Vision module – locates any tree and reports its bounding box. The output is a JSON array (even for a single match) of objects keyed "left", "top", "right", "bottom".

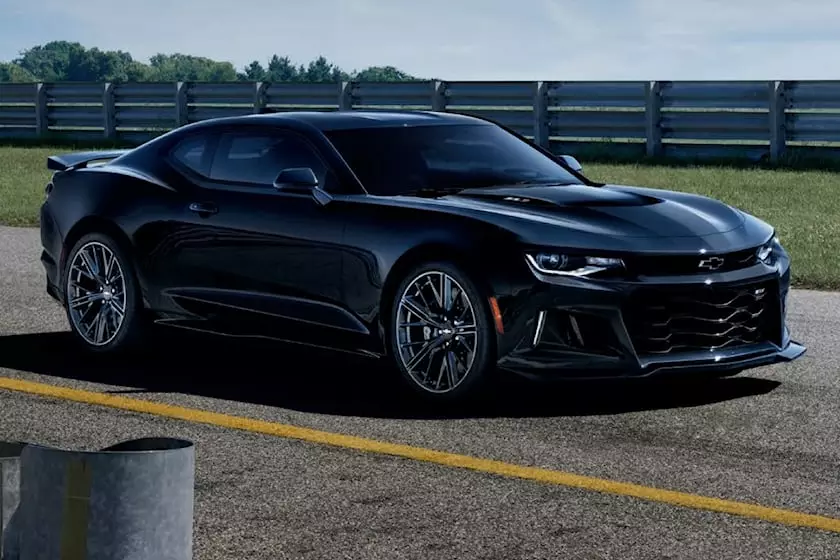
[
  {"left": 148, "top": 53, "right": 238, "bottom": 81},
  {"left": 12, "top": 41, "right": 139, "bottom": 82},
  {"left": 0, "top": 62, "right": 35, "bottom": 82},
  {"left": 266, "top": 55, "right": 301, "bottom": 82},
  {"left": 300, "top": 56, "right": 347, "bottom": 82},
  {"left": 239, "top": 60, "right": 267, "bottom": 81},
  {"left": 0, "top": 41, "right": 419, "bottom": 83},
  {"left": 352, "top": 66, "right": 417, "bottom": 82}
]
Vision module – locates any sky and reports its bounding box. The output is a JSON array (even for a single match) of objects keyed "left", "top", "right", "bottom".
[{"left": 1, "top": 0, "right": 839, "bottom": 80}]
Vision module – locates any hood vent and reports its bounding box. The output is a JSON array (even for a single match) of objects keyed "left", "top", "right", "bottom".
[
  {"left": 462, "top": 193, "right": 558, "bottom": 209},
  {"left": 461, "top": 192, "right": 661, "bottom": 209}
]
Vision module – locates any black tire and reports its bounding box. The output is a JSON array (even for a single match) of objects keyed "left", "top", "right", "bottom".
[
  {"left": 62, "top": 232, "right": 147, "bottom": 354},
  {"left": 387, "top": 260, "right": 497, "bottom": 402}
]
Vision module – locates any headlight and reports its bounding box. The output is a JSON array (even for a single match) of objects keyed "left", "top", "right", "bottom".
[
  {"left": 525, "top": 252, "right": 624, "bottom": 277},
  {"left": 757, "top": 235, "right": 782, "bottom": 266}
]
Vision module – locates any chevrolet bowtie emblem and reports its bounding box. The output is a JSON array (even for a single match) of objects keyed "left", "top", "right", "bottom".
[{"left": 698, "top": 256, "right": 724, "bottom": 271}]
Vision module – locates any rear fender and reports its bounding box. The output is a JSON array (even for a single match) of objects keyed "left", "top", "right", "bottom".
[{"left": 59, "top": 217, "right": 151, "bottom": 309}]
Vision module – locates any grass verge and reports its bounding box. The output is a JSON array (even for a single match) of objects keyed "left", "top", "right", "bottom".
[
  {"left": 1, "top": 146, "right": 838, "bottom": 289},
  {"left": 0, "top": 147, "right": 54, "bottom": 227}
]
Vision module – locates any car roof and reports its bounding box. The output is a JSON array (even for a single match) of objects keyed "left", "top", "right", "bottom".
[{"left": 189, "top": 110, "right": 490, "bottom": 132}]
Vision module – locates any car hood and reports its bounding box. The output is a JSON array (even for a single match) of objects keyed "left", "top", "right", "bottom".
[
  {"left": 386, "top": 183, "right": 771, "bottom": 253},
  {"left": 449, "top": 183, "right": 746, "bottom": 237}
]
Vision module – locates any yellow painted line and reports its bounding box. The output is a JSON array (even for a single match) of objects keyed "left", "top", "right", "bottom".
[{"left": 2, "top": 376, "right": 839, "bottom": 534}]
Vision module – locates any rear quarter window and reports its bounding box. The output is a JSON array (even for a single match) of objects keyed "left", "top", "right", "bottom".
[{"left": 170, "top": 134, "right": 213, "bottom": 176}]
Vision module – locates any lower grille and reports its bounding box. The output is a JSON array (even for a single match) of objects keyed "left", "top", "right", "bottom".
[{"left": 624, "top": 281, "right": 781, "bottom": 355}]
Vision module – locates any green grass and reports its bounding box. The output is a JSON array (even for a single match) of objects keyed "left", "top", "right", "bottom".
[
  {"left": 0, "top": 146, "right": 54, "bottom": 227},
  {"left": 1, "top": 146, "right": 839, "bottom": 289}
]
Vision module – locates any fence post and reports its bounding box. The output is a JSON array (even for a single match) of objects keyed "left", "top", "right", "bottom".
[
  {"left": 645, "top": 81, "right": 662, "bottom": 158},
  {"left": 34, "top": 83, "right": 48, "bottom": 139},
  {"left": 339, "top": 81, "right": 354, "bottom": 110},
  {"left": 102, "top": 83, "right": 116, "bottom": 140},
  {"left": 431, "top": 80, "right": 447, "bottom": 111},
  {"left": 253, "top": 81, "right": 268, "bottom": 113},
  {"left": 175, "top": 82, "right": 189, "bottom": 127},
  {"left": 533, "top": 81, "right": 549, "bottom": 149},
  {"left": 769, "top": 81, "right": 786, "bottom": 164}
]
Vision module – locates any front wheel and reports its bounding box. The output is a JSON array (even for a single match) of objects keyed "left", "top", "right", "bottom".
[
  {"left": 62, "top": 232, "right": 146, "bottom": 354},
  {"left": 388, "top": 261, "right": 497, "bottom": 402}
]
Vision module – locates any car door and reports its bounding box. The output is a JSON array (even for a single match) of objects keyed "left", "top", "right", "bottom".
[{"left": 149, "top": 125, "right": 362, "bottom": 345}]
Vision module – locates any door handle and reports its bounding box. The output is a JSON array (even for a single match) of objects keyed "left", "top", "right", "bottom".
[{"left": 188, "top": 202, "right": 218, "bottom": 216}]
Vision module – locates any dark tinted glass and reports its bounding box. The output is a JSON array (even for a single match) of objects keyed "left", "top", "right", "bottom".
[
  {"left": 324, "top": 123, "right": 582, "bottom": 195},
  {"left": 171, "top": 134, "right": 211, "bottom": 176},
  {"left": 208, "top": 131, "right": 328, "bottom": 186}
]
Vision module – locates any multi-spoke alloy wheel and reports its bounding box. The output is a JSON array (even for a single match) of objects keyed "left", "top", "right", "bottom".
[
  {"left": 66, "top": 240, "right": 128, "bottom": 346},
  {"left": 63, "top": 233, "right": 146, "bottom": 353},
  {"left": 394, "top": 266, "right": 490, "bottom": 396}
]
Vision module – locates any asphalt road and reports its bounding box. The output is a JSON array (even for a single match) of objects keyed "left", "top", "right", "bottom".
[{"left": 0, "top": 224, "right": 838, "bottom": 559}]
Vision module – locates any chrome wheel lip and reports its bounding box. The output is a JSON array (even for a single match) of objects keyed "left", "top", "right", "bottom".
[
  {"left": 395, "top": 270, "right": 478, "bottom": 394},
  {"left": 66, "top": 240, "right": 128, "bottom": 347}
]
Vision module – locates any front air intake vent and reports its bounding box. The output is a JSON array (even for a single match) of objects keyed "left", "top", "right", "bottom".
[{"left": 623, "top": 280, "right": 782, "bottom": 356}]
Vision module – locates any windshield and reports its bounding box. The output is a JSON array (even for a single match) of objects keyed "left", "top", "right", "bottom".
[{"left": 324, "top": 123, "right": 583, "bottom": 196}]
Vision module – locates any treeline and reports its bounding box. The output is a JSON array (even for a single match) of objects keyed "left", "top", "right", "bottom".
[{"left": 0, "top": 41, "right": 420, "bottom": 83}]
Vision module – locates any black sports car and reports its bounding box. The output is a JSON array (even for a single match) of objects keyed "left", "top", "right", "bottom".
[{"left": 39, "top": 110, "right": 805, "bottom": 401}]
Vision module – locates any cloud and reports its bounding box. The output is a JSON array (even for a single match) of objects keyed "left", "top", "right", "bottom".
[
  {"left": 1, "top": 0, "right": 839, "bottom": 80},
  {"left": 536, "top": 0, "right": 840, "bottom": 79}
]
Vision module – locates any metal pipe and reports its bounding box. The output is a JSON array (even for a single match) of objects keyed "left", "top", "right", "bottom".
[
  {"left": 0, "top": 442, "right": 22, "bottom": 560},
  {"left": 12, "top": 437, "right": 195, "bottom": 560}
]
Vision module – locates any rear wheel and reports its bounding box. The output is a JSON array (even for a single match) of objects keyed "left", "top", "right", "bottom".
[
  {"left": 388, "top": 261, "right": 496, "bottom": 402},
  {"left": 63, "top": 232, "right": 146, "bottom": 354}
]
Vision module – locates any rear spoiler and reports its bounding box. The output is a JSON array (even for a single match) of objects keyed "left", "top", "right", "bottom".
[{"left": 47, "top": 149, "right": 131, "bottom": 172}]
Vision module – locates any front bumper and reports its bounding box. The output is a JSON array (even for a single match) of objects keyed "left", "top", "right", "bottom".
[{"left": 494, "top": 261, "right": 806, "bottom": 380}]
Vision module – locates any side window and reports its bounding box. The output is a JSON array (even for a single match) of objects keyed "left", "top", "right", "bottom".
[
  {"left": 208, "top": 130, "right": 329, "bottom": 187},
  {"left": 170, "top": 134, "right": 213, "bottom": 176}
]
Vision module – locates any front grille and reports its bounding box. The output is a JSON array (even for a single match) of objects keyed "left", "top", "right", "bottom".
[
  {"left": 623, "top": 247, "right": 759, "bottom": 277},
  {"left": 624, "top": 280, "right": 781, "bottom": 355}
]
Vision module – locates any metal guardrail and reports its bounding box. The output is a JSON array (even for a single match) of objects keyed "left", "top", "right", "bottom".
[{"left": 2, "top": 80, "right": 840, "bottom": 162}]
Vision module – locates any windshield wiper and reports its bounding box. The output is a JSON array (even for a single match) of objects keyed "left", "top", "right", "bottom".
[{"left": 400, "top": 180, "right": 578, "bottom": 197}]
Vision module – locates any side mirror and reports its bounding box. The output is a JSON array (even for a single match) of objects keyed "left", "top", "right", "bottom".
[
  {"left": 273, "top": 167, "right": 319, "bottom": 193},
  {"left": 557, "top": 154, "right": 583, "bottom": 173}
]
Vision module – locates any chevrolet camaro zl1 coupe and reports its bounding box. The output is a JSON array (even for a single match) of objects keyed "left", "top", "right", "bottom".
[{"left": 39, "top": 110, "right": 805, "bottom": 401}]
